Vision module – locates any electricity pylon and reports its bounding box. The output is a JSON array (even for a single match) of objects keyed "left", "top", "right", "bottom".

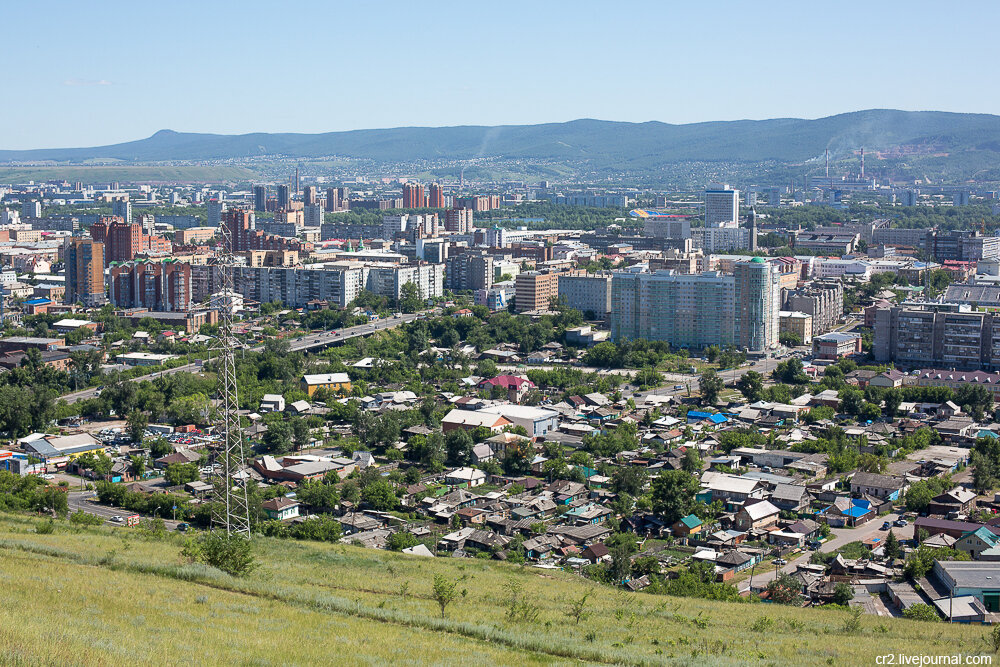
[{"left": 211, "top": 211, "right": 251, "bottom": 537}]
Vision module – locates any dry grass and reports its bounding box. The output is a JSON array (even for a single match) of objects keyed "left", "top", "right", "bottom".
[{"left": 0, "top": 512, "right": 991, "bottom": 665}]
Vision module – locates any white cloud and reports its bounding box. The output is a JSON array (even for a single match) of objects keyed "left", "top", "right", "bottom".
[{"left": 63, "top": 78, "right": 113, "bottom": 86}]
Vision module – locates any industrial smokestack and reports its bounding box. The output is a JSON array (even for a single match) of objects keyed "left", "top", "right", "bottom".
[
  {"left": 825, "top": 148, "right": 829, "bottom": 178},
  {"left": 860, "top": 148, "right": 865, "bottom": 179}
]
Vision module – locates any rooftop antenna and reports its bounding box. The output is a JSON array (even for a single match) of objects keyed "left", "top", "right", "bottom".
[{"left": 211, "top": 211, "right": 251, "bottom": 538}]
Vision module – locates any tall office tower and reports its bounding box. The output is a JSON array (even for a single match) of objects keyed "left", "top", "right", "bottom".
[
  {"left": 207, "top": 199, "right": 225, "bottom": 226},
  {"left": 704, "top": 183, "right": 739, "bottom": 228},
  {"left": 65, "top": 239, "right": 107, "bottom": 306},
  {"left": 444, "top": 208, "right": 474, "bottom": 233},
  {"left": 403, "top": 183, "right": 425, "bottom": 209},
  {"left": 21, "top": 200, "right": 41, "bottom": 218},
  {"left": 111, "top": 198, "right": 132, "bottom": 223},
  {"left": 734, "top": 257, "right": 780, "bottom": 352},
  {"left": 277, "top": 184, "right": 290, "bottom": 210},
  {"left": 325, "top": 187, "right": 340, "bottom": 211},
  {"left": 428, "top": 183, "right": 445, "bottom": 208},
  {"left": 253, "top": 185, "right": 267, "bottom": 212},
  {"left": 304, "top": 203, "right": 324, "bottom": 227},
  {"left": 303, "top": 186, "right": 317, "bottom": 206},
  {"left": 767, "top": 188, "right": 781, "bottom": 207},
  {"left": 747, "top": 206, "right": 758, "bottom": 252}
]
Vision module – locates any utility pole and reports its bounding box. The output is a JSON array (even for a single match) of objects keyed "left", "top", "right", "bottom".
[{"left": 210, "top": 210, "right": 251, "bottom": 538}]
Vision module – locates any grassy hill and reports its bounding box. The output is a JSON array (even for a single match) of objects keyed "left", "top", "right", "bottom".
[
  {"left": 0, "top": 513, "right": 990, "bottom": 666},
  {"left": 3, "top": 110, "right": 1000, "bottom": 166}
]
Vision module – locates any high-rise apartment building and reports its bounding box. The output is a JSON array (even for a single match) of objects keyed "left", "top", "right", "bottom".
[
  {"left": 874, "top": 305, "right": 1000, "bottom": 371},
  {"left": 304, "top": 204, "right": 324, "bottom": 228},
  {"left": 65, "top": 239, "right": 106, "bottom": 307},
  {"left": 111, "top": 198, "right": 132, "bottom": 224},
  {"left": 734, "top": 257, "right": 780, "bottom": 352},
  {"left": 325, "top": 187, "right": 341, "bottom": 212},
  {"left": 303, "top": 186, "right": 317, "bottom": 206},
  {"left": 207, "top": 199, "right": 225, "bottom": 226},
  {"left": 428, "top": 183, "right": 445, "bottom": 208},
  {"left": 21, "top": 200, "right": 41, "bottom": 219},
  {"left": 515, "top": 271, "right": 560, "bottom": 313},
  {"left": 611, "top": 268, "right": 735, "bottom": 348},
  {"left": 253, "top": 185, "right": 267, "bottom": 212},
  {"left": 444, "top": 208, "right": 474, "bottom": 233},
  {"left": 704, "top": 184, "right": 739, "bottom": 228},
  {"left": 403, "top": 183, "right": 426, "bottom": 209},
  {"left": 223, "top": 208, "right": 303, "bottom": 254},
  {"left": 109, "top": 259, "right": 192, "bottom": 311},
  {"left": 277, "top": 185, "right": 290, "bottom": 210},
  {"left": 446, "top": 252, "right": 494, "bottom": 291},
  {"left": 558, "top": 272, "right": 613, "bottom": 319},
  {"left": 784, "top": 281, "right": 844, "bottom": 334},
  {"left": 89, "top": 215, "right": 142, "bottom": 265}
]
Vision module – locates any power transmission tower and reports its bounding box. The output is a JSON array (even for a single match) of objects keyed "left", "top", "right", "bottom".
[{"left": 211, "top": 211, "right": 251, "bottom": 537}]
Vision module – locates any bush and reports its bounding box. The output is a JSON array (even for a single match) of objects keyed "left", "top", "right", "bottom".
[
  {"left": 903, "top": 603, "right": 940, "bottom": 622},
  {"left": 181, "top": 532, "right": 258, "bottom": 577},
  {"left": 69, "top": 509, "right": 104, "bottom": 526}
]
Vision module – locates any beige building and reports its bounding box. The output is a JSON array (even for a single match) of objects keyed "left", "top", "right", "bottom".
[
  {"left": 515, "top": 271, "right": 559, "bottom": 313},
  {"left": 779, "top": 310, "right": 813, "bottom": 344}
]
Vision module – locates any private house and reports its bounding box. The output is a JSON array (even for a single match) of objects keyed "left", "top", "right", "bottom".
[
  {"left": 733, "top": 500, "right": 780, "bottom": 531},
  {"left": 715, "top": 550, "right": 759, "bottom": 580},
  {"left": 956, "top": 527, "right": 1000, "bottom": 559},
  {"left": 262, "top": 497, "right": 300, "bottom": 521},
  {"left": 819, "top": 497, "right": 875, "bottom": 527},
  {"left": 260, "top": 394, "right": 285, "bottom": 413},
  {"left": 850, "top": 472, "right": 907, "bottom": 501},
  {"left": 672, "top": 514, "right": 703, "bottom": 538},
  {"left": 700, "top": 472, "right": 766, "bottom": 504},
  {"left": 769, "top": 484, "right": 812, "bottom": 514},
  {"left": 927, "top": 487, "right": 978, "bottom": 516},
  {"left": 300, "top": 373, "right": 352, "bottom": 397},
  {"left": 445, "top": 467, "right": 487, "bottom": 488},
  {"left": 478, "top": 375, "right": 536, "bottom": 402},
  {"left": 480, "top": 404, "right": 559, "bottom": 439},
  {"left": 440, "top": 408, "right": 512, "bottom": 434}
]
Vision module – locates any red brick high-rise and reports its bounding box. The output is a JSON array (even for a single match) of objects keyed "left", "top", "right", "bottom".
[
  {"left": 108, "top": 259, "right": 192, "bottom": 312},
  {"left": 403, "top": 183, "right": 425, "bottom": 209},
  {"left": 223, "top": 208, "right": 303, "bottom": 253},
  {"left": 428, "top": 183, "right": 445, "bottom": 208},
  {"left": 89, "top": 215, "right": 142, "bottom": 265}
]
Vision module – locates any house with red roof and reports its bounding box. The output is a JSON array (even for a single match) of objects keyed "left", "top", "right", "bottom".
[{"left": 478, "top": 374, "right": 537, "bottom": 402}]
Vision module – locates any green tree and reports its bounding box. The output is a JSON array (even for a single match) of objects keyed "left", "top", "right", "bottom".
[
  {"left": 903, "top": 604, "right": 940, "bottom": 622},
  {"left": 699, "top": 369, "right": 724, "bottom": 405},
  {"left": 126, "top": 410, "right": 148, "bottom": 444},
  {"left": 885, "top": 530, "right": 903, "bottom": 561},
  {"left": 181, "top": 532, "right": 257, "bottom": 577},
  {"left": 386, "top": 531, "right": 419, "bottom": 551},
  {"left": 164, "top": 462, "right": 199, "bottom": 486},
  {"left": 971, "top": 437, "right": 1000, "bottom": 494},
  {"left": 682, "top": 447, "right": 702, "bottom": 473},
  {"left": 445, "top": 429, "right": 475, "bottom": 466},
  {"left": 766, "top": 574, "right": 801, "bottom": 605},
  {"left": 431, "top": 574, "right": 458, "bottom": 618},
  {"left": 398, "top": 282, "right": 423, "bottom": 313},
  {"left": 735, "top": 371, "right": 764, "bottom": 402},
  {"left": 262, "top": 421, "right": 293, "bottom": 455},
  {"left": 650, "top": 470, "right": 700, "bottom": 524},
  {"left": 361, "top": 478, "right": 399, "bottom": 511},
  {"left": 832, "top": 582, "right": 854, "bottom": 606}
]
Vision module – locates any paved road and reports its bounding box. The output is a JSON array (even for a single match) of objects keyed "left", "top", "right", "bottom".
[
  {"left": 740, "top": 511, "right": 915, "bottom": 592},
  {"left": 68, "top": 490, "right": 185, "bottom": 529},
  {"left": 59, "top": 313, "right": 426, "bottom": 404}
]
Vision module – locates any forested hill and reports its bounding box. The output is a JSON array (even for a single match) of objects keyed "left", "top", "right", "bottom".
[{"left": 4, "top": 109, "right": 1000, "bottom": 165}]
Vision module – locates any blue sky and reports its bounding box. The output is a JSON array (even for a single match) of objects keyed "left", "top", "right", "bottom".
[{"left": 5, "top": 0, "right": 1000, "bottom": 149}]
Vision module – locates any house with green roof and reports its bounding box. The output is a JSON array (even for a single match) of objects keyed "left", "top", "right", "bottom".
[
  {"left": 672, "top": 513, "right": 703, "bottom": 538},
  {"left": 956, "top": 526, "right": 1000, "bottom": 559}
]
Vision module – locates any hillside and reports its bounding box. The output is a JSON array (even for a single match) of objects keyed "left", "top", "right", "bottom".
[
  {"left": 3, "top": 110, "right": 1000, "bottom": 167},
  {"left": 0, "top": 513, "right": 986, "bottom": 666}
]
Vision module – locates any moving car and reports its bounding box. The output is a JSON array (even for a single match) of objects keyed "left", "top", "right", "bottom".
[{"left": 773, "top": 558, "right": 787, "bottom": 566}]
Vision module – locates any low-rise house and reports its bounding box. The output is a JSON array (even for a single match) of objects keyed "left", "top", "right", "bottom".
[
  {"left": 700, "top": 471, "right": 766, "bottom": 504},
  {"left": 262, "top": 497, "right": 300, "bottom": 521},
  {"left": 819, "top": 497, "right": 875, "bottom": 527},
  {"left": 850, "top": 472, "right": 907, "bottom": 501},
  {"left": 927, "top": 487, "right": 978, "bottom": 516},
  {"left": 301, "top": 372, "right": 351, "bottom": 397},
  {"left": 440, "top": 408, "right": 512, "bottom": 434},
  {"left": 260, "top": 394, "right": 285, "bottom": 412},
  {"left": 733, "top": 500, "right": 780, "bottom": 531},
  {"left": 956, "top": 526, "right": 1000, "bottom": 559},
  {"left": 769, "top": 484, "right": 812, "bottom": 514},
  {"left": 445, "top": 467, "right": 487, "bottom": 488},
  {"left": 580, "top": 543, "right": 610, "bottom": 564},
  {"left": 672, "top": 514, "right": 703, "bottom": 538}
]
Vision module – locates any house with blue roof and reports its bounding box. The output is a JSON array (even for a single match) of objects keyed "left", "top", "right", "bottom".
[
  {"left": 686, "top": 411, "right": 728, "bottom": 425},
  {"left": 819, "top": 497, "right": 875, "bottom": 527}
]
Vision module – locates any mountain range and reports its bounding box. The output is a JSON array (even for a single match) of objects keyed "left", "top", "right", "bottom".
[{"left": 3, "top": 109, "right": 1000, "bottom": 169}]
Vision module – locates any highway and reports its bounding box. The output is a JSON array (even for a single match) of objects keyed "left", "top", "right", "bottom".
[{"left": 59, "top": 312, "right": 423, "bottom": 404}]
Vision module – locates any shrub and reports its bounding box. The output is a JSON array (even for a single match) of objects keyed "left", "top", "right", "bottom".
[{"left": 181, "top": 532, "right": 258, "bottom": 577}]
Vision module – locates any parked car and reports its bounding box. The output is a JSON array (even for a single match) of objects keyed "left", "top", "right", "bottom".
[
  {"left": 881, "top": 521, "right": 892, "bottom": 531},
  {"left": 176, "top": 523, "right": 189, "bottom": 532},
  {"left": 773, "top": 558, "right": 787, "bottom": 566},
  {"left": 894, "top": 519, "right": 908, "bottom": 527}
]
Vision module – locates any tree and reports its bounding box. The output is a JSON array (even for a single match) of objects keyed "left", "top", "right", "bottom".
[
  {"left": 650, "top": 470, "right": 700, "bottom": 524},
  {"left": 164, "top": 462, "right": 199, "bottom": 486},
  {"left": 699, "top": 369, "right": 724, "bottom": 405},
  {"left": 361, "top": 479, "right": 399, "bottom": 511},
  {"left": 129, "top": 455, "right": 146, "bottom": 478},
  {"left": 778, "top": 331, "right": 802, "bottom": 347},
  {"left": 262, "top": 421, "right": 293, "bottom": 455},
  {"left": 431, "top": 574, "right": 458, "bottom": 619},
  {"left": 682, "top": 447, "right": 702, "bottom": 473},
  {"left": 832, "top": 582, "right": 854, "bottom": 606},
  {"left": 885, "top": 530, "right": 903, "bottom": 561},
  {"left": 565, "top": 592, "right": 590, "bottom": 624},
  {"left": 772, "top": 358, "right": 809, "bottom": 384},
  {"left": 766, "top": 574, "right": 801, "bottom": 605},
  {"left": 386, "top": 531, "right": 419, "bottom": 551},
  {"left": 445, "top": 429, "right": 475, "bottom": 466},
  {"left": 126, "top": 410, "right": 148, "bottom": 444},
  {"left": 610, "top": 466, "right": 646, "bottom": 496},
  {"left": 149, "top": 436, "right": 173, "bottom": 458},
  {"left": 398, "top": 282, "right": 422, "bottom": 313},
  {"left": 839, "top": 387, "right": 865, "bottom": 416},
  {"left": 735, "top": 371, "right": 764, "bottom": 402},
  {"left": 971, "top": 437, "right": 1000, "bottom": 494}
]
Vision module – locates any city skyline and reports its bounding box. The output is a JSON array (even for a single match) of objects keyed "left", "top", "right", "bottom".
[{"left": 5, "top": 0, "right": 1000, "bottom": 150}]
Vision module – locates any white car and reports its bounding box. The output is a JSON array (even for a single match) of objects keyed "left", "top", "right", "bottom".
[{"left": 111, "top": 515, "right": 124, "bottom": 523}]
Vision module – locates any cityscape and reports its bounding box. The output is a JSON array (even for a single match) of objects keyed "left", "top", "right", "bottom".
[{"left": 3, "top": 2, "right": 1000, "bottom": 665}]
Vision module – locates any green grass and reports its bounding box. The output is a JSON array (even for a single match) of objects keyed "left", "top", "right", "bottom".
[
  {"left": 0, "top": 165, "right": 259, "bottom": 184},
  {"left": 0, "top": 512, "right": 991, "bottom": 665}
]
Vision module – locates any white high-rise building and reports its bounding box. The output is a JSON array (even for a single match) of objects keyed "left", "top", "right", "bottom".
[
  {"left": 111, "top": 198, "right": 131, "bottom": 223},
  {"left": 207, "top": 199, "right": 225, "bottom": 226},
  {"left": 734, "top": 257, "right": 781, "bottom": 352},
  {"left": 704, "top": 183, "right": 739, "bottom": 228}
]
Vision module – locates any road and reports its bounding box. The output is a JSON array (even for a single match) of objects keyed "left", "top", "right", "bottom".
[
  {"left": 59, "top": 313, "right": 424, "bottom": 404},
  {"left": 68, "top": 490, "right": 185, "bottom": 529},
  {"left": 740, "top": 511, "right": 915, "bottom": 592}
]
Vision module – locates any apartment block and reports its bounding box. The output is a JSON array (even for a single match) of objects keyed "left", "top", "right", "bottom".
[
  {"left": 109, "top": 259, "right": 192, "bottom": 312},
  {"left": 557, "top": 272, "right": 612, "bottom": 319},
  {"left": 783, "top": 281, "right": 843, "bottom": 334},
  {"left": 65, "top": 239, "right": 106, "bottom": 307},
  {"left": 873, "top": 305, "right": 1000, "bottom": 371},
  {"left": 515, "top": 271, "right": 560, "bottom": 313}
]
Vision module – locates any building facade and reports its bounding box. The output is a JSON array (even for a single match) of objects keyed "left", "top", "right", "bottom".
[
  {"left": 65, "top": 239, "right": 106, "bottom": 307},
  {"left": 515, "top": 271, "right": 560, "bottom": 313},
  {"left": 734, "top": 257, "right": 780, "bottom": 352},
  {"left": 557, "top": 272, "right": 612, "bottom": 319}
]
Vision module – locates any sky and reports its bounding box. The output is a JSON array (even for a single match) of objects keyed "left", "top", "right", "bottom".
[{"left": 5, "top": 0, "right": 1000, "bottom": 149}]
